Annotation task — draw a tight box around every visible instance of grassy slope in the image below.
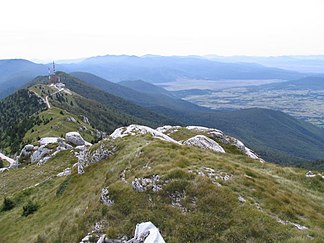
[23,107,96,145]
[0,132,323,242]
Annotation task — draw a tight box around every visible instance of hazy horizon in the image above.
[1,0,324,60]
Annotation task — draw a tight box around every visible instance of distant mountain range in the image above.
[62,55,306,83]
[0,55,309,99]
[205,55,324,74]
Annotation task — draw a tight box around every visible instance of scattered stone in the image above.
[66,117,77,123]
[170,191,187,212]
[101,188,114,206]
[190,167,233,184]
[183,135,225,153]
[238,196,246,203]
[132,175,163,193]
[292,223,308,231]
[80,115,90,125]
[57,168,71,177]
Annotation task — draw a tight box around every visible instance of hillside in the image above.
[29,73,177,128]
[70,72,205,112]
[0,125,323,242]
[62,73,324,165]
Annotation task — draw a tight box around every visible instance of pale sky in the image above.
[0,0,323,61]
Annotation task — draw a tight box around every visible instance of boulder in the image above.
[183,135,225,153]
[19,144,34,158]
[65,132,86,146]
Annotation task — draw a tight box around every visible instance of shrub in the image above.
[2,197,15,211]
[22,201,39,217]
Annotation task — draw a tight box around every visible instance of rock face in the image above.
[183,135,225,153]
[65,132,86,146]
[110,124,180,144]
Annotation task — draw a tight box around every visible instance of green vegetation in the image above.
[22,201,39,217]
[2,198,15,211]
[0,133,323,242]
[0,89,46,153]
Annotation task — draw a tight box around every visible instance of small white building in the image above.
[56,83,65,89]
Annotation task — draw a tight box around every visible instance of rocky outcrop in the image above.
[89,143,115,164]
[30,145,51,163]
[227,137,261,161]
[111,125,180,144]
[183,135,225,153]
[186,126,229,144]
[156,125,181,135]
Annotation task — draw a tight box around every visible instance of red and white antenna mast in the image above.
[52,61,56,84]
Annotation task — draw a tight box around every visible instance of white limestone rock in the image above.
[127,221,165,243]
[57,168,71,177]
[305,171,316,178]
[110,124,180,144]
[183,135,225,153]
[39,137,60,145]
[227,136,262,161]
